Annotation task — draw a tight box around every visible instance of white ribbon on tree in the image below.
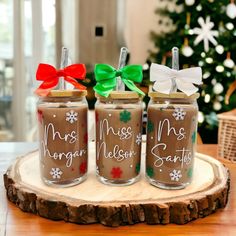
[150,63,202,96]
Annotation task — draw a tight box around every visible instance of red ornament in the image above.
[111,167,123,178]
[35,63,86,96]
[83,132,88,144]
[37,109,43,123]
[79,161,87,174]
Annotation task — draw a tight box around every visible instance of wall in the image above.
[124,0,176,64]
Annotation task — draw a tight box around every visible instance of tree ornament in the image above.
[204,94,211,103]
[193,16,218,52]
[215,45,224,54]
[226,22,234,30]
[226,0,236,19]
[203,72,211,79]
[205,57,213,64]
[185,0,195,6]
[215,65,225,73]
[196,5,202,11]
[213,83,224,94]
[198,111,204,123]
[223,52,235,68]
[213,101,222,111]
[201,52,206,57]
[182,38,193,57]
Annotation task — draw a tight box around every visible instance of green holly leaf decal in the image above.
[187,168,193,178]
[192,131,197,144]
[146,166,154,178]
[120,110,131,123]
[147,120,154,133]
[135,163,140,174]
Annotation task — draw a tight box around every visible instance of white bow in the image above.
[150,63,202,96]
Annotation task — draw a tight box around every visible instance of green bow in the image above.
[94,64,145,97]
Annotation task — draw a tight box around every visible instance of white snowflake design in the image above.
[172,107,186,121]
[170,169,182,182]
[193,16,218,52]
[50,168,63,179]
[136,133,142,145]
[66,110,78,124]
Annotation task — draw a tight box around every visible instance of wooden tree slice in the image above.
[4,145,230,227]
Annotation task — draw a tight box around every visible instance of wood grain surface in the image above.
[3,150,229,227]
[1,144,235,235]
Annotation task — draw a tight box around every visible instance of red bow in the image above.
[35,63,86,96]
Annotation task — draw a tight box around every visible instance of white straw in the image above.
[171,47,179,93]
[59,47,69,90]
[116,47,128,91]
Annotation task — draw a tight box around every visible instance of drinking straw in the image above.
[59,47,69,90]
[171,47,179,93]
[116,47,128,91]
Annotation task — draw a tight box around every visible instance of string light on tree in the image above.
[196,5,202,11]
[213,101,222,111]
[204,94,211,103]
[215,45,224,54]
[213,83,224,94]
[206,57,213,64]
[193,16,219,52]
[198,111,204,123]
[203,72,211,79]
[226,22,234,30]
[215,65,225,73]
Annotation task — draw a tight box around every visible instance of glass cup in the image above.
[95,91,143,186]
[146,92,199,189]
[37,90,88,187]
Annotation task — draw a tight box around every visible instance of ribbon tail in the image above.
[65,76,86,90]
[93,84,114,97]
[176,79,199,96]
[152,80,172,94]
[123,79,145,96]
[35,78,59,96]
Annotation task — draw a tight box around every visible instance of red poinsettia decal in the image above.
[37,109,43,124]
[79,161,87,174]
[111,167,122,179]
[95,111,99,124]
[83,132,88,144]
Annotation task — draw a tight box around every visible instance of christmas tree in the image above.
[147,0,236,143]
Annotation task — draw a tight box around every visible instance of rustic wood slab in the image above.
[3,144,230,227]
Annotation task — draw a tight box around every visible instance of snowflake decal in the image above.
[193,16,218,52]
[111,167,123,178]
[120,110,131,123]
[66,110,78,124]
[50,168,63,179]
[136,133,142,145]
[79,161,87,174]
[169,169,182,182]
[172,108,186,120]
[146,166,154,178]
[147,120,154,133]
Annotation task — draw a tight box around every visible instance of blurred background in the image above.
[0,0,235,143]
